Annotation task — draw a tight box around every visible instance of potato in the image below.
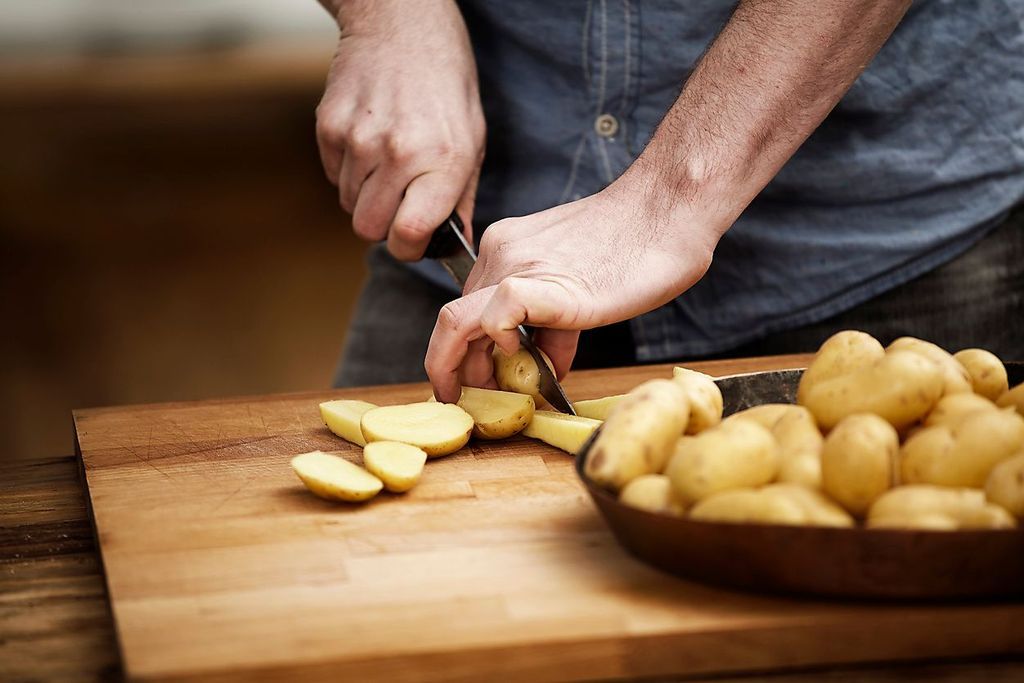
[689,488,805,526]
[666,420,779,504]
[573,394,627,421]
[492,347,554,403]
[867,485,1016,530]
[319,399,376,447]
[985,453,1024,517]
[522,410,602,455]
[291,450,382,502]
[360,402,473,457]
[923,392,998,428]
[727,404,823,488]
[901,408,1024,488]
[953,348,1009,401]
[888,337,972,397]
[362,441,427,493]
[997,382,1024,418]
[796,330,885,405]
[585,379,689,491]
[799,349,943,430]
[457,386,535,439]
[672,367,724,433]
[821,413,897,516]
[761,484,855,527]
[619,474,685,516]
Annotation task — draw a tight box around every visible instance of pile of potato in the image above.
[586,331,1024,531]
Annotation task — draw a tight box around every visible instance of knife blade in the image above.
[424,213,577,415]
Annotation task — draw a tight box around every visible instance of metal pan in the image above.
[575,363,1024,600]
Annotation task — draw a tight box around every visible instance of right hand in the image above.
[315,0,485,260]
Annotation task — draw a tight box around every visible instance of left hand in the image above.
[424,177,719,402]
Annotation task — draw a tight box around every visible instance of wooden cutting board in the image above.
[74,355,1024,682]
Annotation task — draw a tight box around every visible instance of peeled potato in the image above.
[998,382,1024,418]
[360,402,473,457]
[672,367,724,434]
[362,441,427,493]
[319,399,377,447]
[923,392,998,428]
[291,450,382,502]
[666,420,779,504]
[953,348,1008,401]
[457,386,535,439]
[797,330,885,405]
[492,347,554,403]
[619,474,685,516]
[573,394,627,421]
[887,337,972,397]
[985,452,1024,517]
[867,485,1016,530]
[821,413,897,516]
[522,410,602,455]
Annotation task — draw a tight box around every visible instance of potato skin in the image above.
[953,348,1008,401]
[666,420,779,504]
[821,413,897,516]
[997,382,1024,418]
[888,337,972,397]
[867,485,1016,530]
[726,404,823,488]
[689,488,805,526]
[585,379,690,491]
[672,367,724,434]
[901,408,1024,488]
[619,474,685,516]
[799,350,943,430]
[492,347,554,403]
[985,452,1024,517]
[457,386,535,440]
[797,330,885,405]
[924,393,998,428]
[761,484,854,527]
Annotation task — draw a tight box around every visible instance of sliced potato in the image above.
[666,420,779,504]
[291,450,382,502]
[997,382,1024,418]
[457,386,535,439]
[867,485,1016,530]
[672,367,724,434]
[887,337,972,397]
[953,348,1009,401]
[797,330,885,405]
[821,413,897,516]
[619,474,685,516]
[360,402,473,457]
[985,452,1024,517]
[319,399,376,447]
[492,347,554,403]
[522,410,602,455]
[573,394,627,421]
[362,441,427,493]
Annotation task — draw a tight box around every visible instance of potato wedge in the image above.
[619,474,685,516]
[360,402,473,457]
[666,420,779,504]
[457,386,535,439]
[291,450,382,502]
[362,441,427,493]
[492,347,554,403]
[523,410,601,455]
[984,452,1024,517]
[997,382,1024,418]
[672,367,724,434]
[953,348,1009,401]
[319,399,376,447]
[888,337,972,397]
[867,485,1016,530]
[573,394,627,421]
[821,413,897,516]
[797,330,885,405]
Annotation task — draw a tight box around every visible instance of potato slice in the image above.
[363,441,427,493]
[953,348,1008,401]
[361,402,473,457]
[319,399,376,446]
[457,386,535,439]
[573,394,627,421]
[522,410,602,455]
[291,450,382,502]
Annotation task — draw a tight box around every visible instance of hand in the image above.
[315,0,485,260]
[424,176,719,402]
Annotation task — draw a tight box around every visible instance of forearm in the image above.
[631,0,911,239]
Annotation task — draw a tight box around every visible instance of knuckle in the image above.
[347,125,378,155]
[480,221,516,259]
[437,302,464,334]
[392,215,433,241]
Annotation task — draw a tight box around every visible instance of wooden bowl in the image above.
[576,364,1024,600]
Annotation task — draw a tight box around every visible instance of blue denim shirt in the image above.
[411,0,1024,360]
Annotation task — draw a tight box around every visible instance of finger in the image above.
[533,328,580,380]
[458,337,498,390]
[350,167,407,242]
[388,170,467,262]
[456,166,480,249]
[425,286,496,402]
[479,277,580,355]
[337,150,375,214]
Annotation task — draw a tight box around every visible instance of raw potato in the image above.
[821,413,897,516]
[762,484,854,527]
[573,394,627,421]
[492,347,555,403]
[796,330,885,405]
[291,450,382,502]
[362,441,427,493]
[901,408,1024,487]
[888,337,972,397]
[360,402,474,457]
[319,399,376,447]
[998,382,1024,417]
[457,386,535,439]
[799,349,943,430]
[666,419,779,504]
[522,410,601,455]
[954,348,1008,401]
[727,404,823,488]
[923,393,998,428]
[985,453,1024,517]
[689,488,804,526]
[867,485,1016,530]
[619,474,685,516]
[585,379,690,491]
[672,367,724,434]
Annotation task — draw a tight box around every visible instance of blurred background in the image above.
[1,1,368,463]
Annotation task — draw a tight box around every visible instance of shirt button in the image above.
[594,113,619,138]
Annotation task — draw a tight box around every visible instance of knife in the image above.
[424,212,577,415]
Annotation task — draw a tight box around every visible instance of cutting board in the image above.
[74,355,1024,682]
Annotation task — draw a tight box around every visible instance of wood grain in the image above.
[72,356,1024,682]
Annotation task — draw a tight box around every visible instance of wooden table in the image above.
[3,355,1024,682]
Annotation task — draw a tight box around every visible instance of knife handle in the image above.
[423,211,471,260]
